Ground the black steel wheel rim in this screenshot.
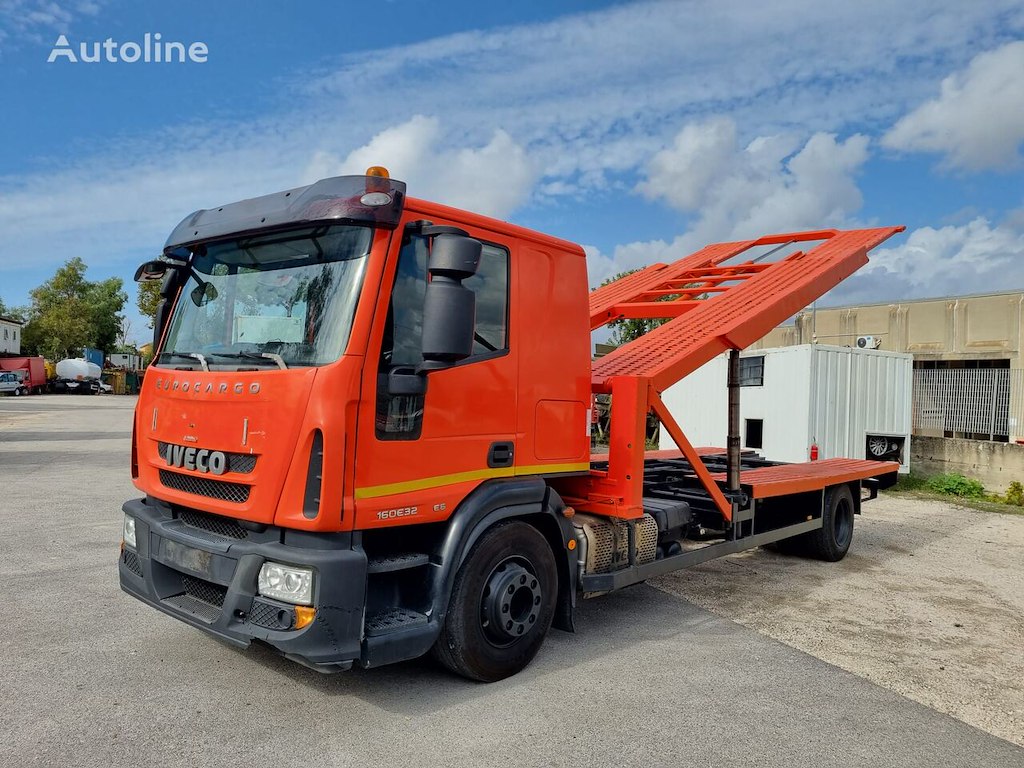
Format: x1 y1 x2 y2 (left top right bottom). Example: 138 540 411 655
479 556 542 648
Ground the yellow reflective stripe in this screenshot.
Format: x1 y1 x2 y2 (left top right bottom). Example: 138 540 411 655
354 461 590 500
514 462 590 477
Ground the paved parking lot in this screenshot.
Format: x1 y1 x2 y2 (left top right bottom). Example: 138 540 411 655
1 395 1022 767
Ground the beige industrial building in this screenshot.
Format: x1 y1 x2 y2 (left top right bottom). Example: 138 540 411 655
752 290 1024 368
750 291 1024 486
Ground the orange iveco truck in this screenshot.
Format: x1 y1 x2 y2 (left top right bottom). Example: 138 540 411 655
119 168 903 681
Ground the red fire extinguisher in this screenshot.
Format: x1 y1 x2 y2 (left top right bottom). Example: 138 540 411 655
810 442 819 461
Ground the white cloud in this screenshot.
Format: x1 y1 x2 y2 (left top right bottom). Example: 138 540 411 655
835 217 1024 304
882 41 1024 171
308 115 536 219
0 1 101 54
304 0 1023 184
2 0 1023 307
632 117 868 249
585 117 872 288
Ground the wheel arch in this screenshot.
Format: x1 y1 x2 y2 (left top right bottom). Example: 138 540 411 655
429 476 577 633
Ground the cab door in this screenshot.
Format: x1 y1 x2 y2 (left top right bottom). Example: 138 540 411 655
351 219 517 529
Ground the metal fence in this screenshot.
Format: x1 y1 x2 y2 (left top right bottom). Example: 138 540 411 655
913 368 1024 440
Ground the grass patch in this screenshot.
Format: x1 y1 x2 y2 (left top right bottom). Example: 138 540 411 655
887 472 1024 516
893 472 928 492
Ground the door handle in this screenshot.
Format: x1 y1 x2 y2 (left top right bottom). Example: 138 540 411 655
487 441 515 468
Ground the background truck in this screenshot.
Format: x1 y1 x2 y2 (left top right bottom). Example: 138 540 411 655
118 169 902 681
0 356 46 394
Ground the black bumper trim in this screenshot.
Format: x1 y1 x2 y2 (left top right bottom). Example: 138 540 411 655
119 497 368 670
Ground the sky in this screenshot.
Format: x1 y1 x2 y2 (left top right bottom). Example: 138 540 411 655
0 0 1022 344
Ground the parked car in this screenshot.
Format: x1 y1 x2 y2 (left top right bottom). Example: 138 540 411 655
0 371 27 396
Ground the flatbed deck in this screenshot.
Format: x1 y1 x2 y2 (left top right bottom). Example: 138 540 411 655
584 450 897 524
708 458 900 498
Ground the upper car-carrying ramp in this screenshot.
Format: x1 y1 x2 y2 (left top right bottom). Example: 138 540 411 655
588 227 905 393
554 226 904 521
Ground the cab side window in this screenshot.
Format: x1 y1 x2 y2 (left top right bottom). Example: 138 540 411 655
376 234 510 438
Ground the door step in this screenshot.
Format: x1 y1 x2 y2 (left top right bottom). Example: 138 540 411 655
365 608 428 636
366 553 430 574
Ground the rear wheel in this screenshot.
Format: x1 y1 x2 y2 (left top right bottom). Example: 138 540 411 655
433 521 557 682
780 484 855 561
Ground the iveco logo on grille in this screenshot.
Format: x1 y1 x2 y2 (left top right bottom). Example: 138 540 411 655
165 443 227 475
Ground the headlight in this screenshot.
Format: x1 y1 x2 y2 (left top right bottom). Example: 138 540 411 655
258 562 314 606
123 515 137 548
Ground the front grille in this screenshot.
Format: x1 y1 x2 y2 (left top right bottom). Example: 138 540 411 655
157 442 258 474
178 509 248 539
182 574 226 607
121 549 143 577
159 469 250 503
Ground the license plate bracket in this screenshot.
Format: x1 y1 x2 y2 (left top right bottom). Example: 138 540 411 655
161 538 215 580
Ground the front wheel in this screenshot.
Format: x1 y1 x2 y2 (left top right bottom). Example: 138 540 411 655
433 520 557 682
13 387 23 396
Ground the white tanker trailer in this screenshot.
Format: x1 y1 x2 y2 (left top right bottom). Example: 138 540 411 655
54 358 102 394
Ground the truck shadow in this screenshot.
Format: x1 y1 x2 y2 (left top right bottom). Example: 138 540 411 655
237 583 735 715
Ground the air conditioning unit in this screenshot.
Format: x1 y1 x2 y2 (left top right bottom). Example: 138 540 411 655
856 335 881 349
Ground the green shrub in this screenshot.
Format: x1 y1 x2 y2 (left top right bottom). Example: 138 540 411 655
1004 481 1024 506
926 473 986 498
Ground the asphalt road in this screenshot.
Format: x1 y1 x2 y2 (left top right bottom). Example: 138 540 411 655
1 395 1021 768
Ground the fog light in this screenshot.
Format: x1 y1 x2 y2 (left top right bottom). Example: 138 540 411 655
258 562 314 606
123 515 137 548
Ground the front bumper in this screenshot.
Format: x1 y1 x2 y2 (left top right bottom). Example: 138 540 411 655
118 497 367 672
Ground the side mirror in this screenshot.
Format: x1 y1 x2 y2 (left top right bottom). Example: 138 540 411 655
419 235 482 372
134 260 168 282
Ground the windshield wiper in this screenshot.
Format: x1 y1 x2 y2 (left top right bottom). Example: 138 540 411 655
158 352 209 371
208 352 288 370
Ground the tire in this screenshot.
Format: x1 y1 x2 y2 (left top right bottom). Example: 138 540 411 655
782 483 855 561
13 387 23 396
770 484 855 561
433 520 558 682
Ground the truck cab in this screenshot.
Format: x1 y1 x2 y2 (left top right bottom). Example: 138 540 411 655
120 170 592 679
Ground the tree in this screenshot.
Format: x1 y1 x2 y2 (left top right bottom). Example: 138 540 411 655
21 258 128 359
0 297 27 322
136 280 162 328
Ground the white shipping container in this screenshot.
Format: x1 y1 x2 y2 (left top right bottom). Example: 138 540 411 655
659 344 912 472
109 353 142 369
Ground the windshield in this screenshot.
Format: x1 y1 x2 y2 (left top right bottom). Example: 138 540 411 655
158 224 373 369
